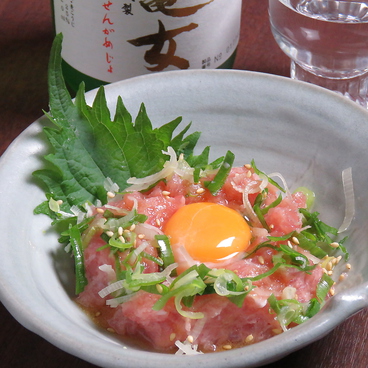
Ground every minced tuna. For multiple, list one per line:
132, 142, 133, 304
76, 163, 332, 353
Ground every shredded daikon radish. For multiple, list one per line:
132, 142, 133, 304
269, 172, 291, 197
106, 293, 136, 308
174, 154, 195, 182
134, 241, 149, 256
242, 181, 263, 226
338, 167, 355, 233
126, 147, 178, 191
71, 205, 88, 223
174, 245, 201, 271
188, 317, 207, 342
104, 177, 120, 193
98, 280, 126, 298
161, 263, 178, 284
103, 204, 130, 215
135, 222, 164, 239
99, 264, 116, 281
259, 177, 269, 192
57, 210, 76, 219
303, 251, 321, 265
251, 226, 269, 239
175, 340, 203, 355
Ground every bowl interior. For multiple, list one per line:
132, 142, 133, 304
0, 69, 368, 368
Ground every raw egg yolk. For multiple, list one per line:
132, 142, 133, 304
164, 202, 251, 265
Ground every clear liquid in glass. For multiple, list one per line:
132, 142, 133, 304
269, 0, 368, 79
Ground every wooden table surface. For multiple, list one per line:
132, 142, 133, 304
0, 1, 367, 367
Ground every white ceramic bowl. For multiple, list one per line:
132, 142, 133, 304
0, 70, 368, 368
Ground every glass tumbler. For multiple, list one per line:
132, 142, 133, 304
269, 0, 368, 108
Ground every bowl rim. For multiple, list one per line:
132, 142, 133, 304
1, 68, 368, 368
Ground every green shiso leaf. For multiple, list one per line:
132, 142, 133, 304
33, 33, 218, 216
32, 34, 232, 295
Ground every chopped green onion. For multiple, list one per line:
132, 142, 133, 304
155, 235, 176, 273
278, 244, 316, 272
253, 202, 270, 230
152, 271, 205, 312
204, 150, 234, 195
300, 208, 338, 241
296, 231, 328, 259
68, 224, 88, 294
251, 159, 285, 192
141, 251, 164, 267
316, 273, 334, 303
268, 294, 303, 331
209, 269, 246, 297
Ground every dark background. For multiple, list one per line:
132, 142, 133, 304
0, 1, 367, 367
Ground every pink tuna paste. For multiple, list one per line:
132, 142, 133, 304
76, 166, 324, 353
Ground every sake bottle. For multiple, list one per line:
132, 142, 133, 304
51, 0, 242, 93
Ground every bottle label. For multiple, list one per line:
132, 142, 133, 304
53, 0, 241, 82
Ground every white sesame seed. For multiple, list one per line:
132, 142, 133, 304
339, 273, 346, 281
326, 261, 333, 271
107, 191, 115, 198
129, 224, 136, 231
245, 334, 254, 343
156, 284, 163, 293
336, 256, 342, 263
96, 208, 104, 214
269, 224, 275, 230
156, 218, 161, 227
187, 335, 194, 344
170, 333, 176, 341
330, 242, 339, 248
56, 199, 63, 205
244, 164, 252, 169
106, 231, 114, 237
246, 170, 252, 178
119, 236, 125, 243
346, 263, 352, 270
138, 234, 145, 239
327, 270, 333, 276
222, 344, 232, 350
258, 256, 265, 265
196, 187, 205, 194
329, 287, 335, 296
291, 236, 299, 245
118, 226, 123, 236
287, 241, 293, 249
162, 190, 171, 196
